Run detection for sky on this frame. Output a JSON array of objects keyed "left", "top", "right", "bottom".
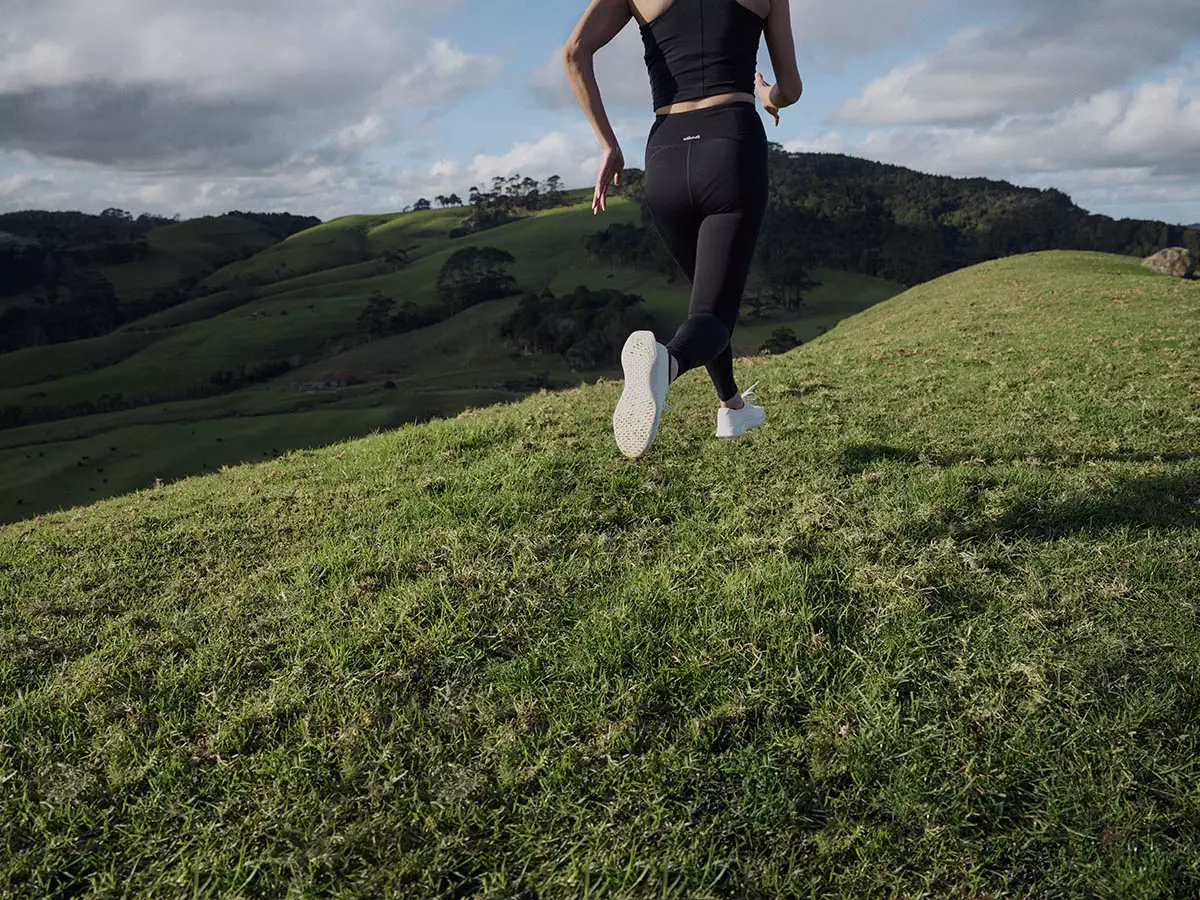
[{"left": 1, "top": 0, "right": 1198, "bottom": 225}]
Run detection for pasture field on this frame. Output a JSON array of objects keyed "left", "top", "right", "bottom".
[{"left": 2, "top": 251, "right": 1197, "bottom": 897}]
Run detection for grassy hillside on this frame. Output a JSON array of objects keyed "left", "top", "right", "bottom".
[
  {"left": 1, "top": 195, "right": 901, "bottom": 524},
  {"left": 2, "top": 251, "right": 1197, "bottom": 897},
  {"left": 100, "top": 214, "right": 284, "bottom": 307}
]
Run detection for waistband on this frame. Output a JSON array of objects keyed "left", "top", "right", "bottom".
[{"left": 648, "top": 100, "right": 764, "bottom": 145}]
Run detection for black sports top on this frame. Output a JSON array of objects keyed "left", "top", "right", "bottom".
[{"left": 640, "top": 0, "right": 766, "bottom": 112}]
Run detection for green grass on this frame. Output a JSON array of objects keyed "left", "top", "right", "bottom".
[
  {"left": 2, "top": 250, "right": 1198, "bottom": 897},
  {"left": 202, "top": 215, "right": 399, "bottom": 290},
  {"left": 0, "top": 385, "right": 528, "bottom": 521},
  {"left": 0, "top": 330, "right": 165, "bottom": 389}
]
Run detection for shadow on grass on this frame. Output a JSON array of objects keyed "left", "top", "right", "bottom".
[
  {"left": 839, "top": 443, "right": 1200, "bottom": 538},
  {"left": 839, "top": 443, "right": 1200, "bottom": 473},
  {"left": 982, "top": 470, "right": 1198, "bottom": 537}
]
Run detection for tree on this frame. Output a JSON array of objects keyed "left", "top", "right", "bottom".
[
  {"left": 436, "top": 246, "right": 519, "bottom": 313},
  {"left": 413, "top": 198, "right": 431, "bottom": 211},
  {"left": 357, "top": 293, "right": 395, "bottom": 336},
  {"left": 388, "top": 299, "right": 426, "bottom": 332},
  {"left": 500, "top": 285, "right": 658, "bottom": 368},
  {"left": 754, "top": 205, "right": 821, "bottom": 312},
  {"left": 759, "top": 327, "right": 801, "bottom": 356},
  {"left": 383, "top": 246, "right": 416, "bottom": 270},
  {"left": 742, "top": 268, "right": 778, "bottom": 320}
]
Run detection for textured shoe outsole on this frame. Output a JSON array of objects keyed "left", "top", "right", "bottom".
[{"left": 613, "top": 331, "right": 668, "bottom": 459}]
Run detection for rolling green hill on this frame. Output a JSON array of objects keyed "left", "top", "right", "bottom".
[
  {"left": 100, "top": 214, "right": 286, "bottom": 307},
  {"left": 0, "top": 192, "right": 901, "bottom": 524},
  {"left": 2, "top": 251, "right": 1197, "bottom": 897}
]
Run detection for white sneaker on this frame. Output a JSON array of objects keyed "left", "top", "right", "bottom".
[
  {"left": 715, "top": 383, "right": 765, "bottom": 438},
  {"left": 613, "top": 330, "right": 677, "bottom": 459}
]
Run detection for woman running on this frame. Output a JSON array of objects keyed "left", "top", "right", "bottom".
[{"left": 563, "top": 0, "right": 803, "bottom": 458}]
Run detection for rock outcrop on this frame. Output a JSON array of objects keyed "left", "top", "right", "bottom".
[{"left": 1142, "top": 247, "right": 1195, "bottom": 278}]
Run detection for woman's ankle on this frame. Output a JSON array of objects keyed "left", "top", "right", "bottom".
[{"left": 720, "top": 394, "right": 745, "bottom": 410}]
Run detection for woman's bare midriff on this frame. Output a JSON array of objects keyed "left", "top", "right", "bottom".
[
  {"left": 630, "top": 0, "right": 770, "bottom": 116},
  {"left": 653, "top": 92, "right": 757, "bottom": 116}
]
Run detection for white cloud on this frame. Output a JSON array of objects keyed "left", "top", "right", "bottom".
[
  {"left": 528, "top": 27, "right": 653, "bottom": 111},
  {"left": 834, "top": 0, "right": 1200, "bottom": 126},
  {"left": 0, "top": 171, "right": 55, "bottom": 199},
  {"left": 0, "top": 116, "right": 627, "bottom": 221},
  {"left": 810, "top": 78, "right": 1200, "bottom": 177},
  {"left": 0, "top": 0, "right": 501, "bottom": 171}
]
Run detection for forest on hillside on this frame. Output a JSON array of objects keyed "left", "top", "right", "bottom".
[{"left": 587, "top": 145, "right": 1200, "bottom": 305}]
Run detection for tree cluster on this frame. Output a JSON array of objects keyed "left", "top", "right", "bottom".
[
  {"left": 443, "top": 174, "right": 569, "bottom": 238},
  {"left": 436, "top": 246, "right": 521, "bottom": 313},
  {"left": 222, "top": 211, "right": 321, "bottom": 241},
  {"left": 764, "top": 150, "right": 1200, "bottom": 286},
  {"left": 208, "top": 358, "right": 296, "bottom": 391},
  {"left": 356, "top": 294, "right": 440, "bottom": 338},
  {"left": 758, "top": 327, "right": 802, "bottom": 356},
  {"left": 0, "top": 269, "right": 121, "bottom": 351},
  {"left": 416, "top": 174, "right": 563, "bottom": 213},
  {"left": 500, "top": 285, "right": 658, "bottom": 370},
  {"left": 0, "top": 208, "right": 176, "bottom": 245}
]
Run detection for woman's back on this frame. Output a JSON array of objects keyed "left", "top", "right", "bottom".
[{"left": 631, "top": 0, "right": 802, "bottom": 116}]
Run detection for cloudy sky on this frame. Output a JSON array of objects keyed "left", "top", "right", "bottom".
[{"left": 1, "top": 0, "right": 1198, "bottom": 224}]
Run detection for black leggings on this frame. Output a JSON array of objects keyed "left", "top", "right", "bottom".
[{"left": 643, "top": 100, "right": 769, "bottom": 402}]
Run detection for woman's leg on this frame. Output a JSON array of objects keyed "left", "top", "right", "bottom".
[
  {"left": 642, "top": 141, "right": 703, "bottom": 382},
  {"left": 680, "top": 205, "right": 765, "bottom": 401},
  {"left": 646, "top": 105, "right": 769, "bottom": 403}
]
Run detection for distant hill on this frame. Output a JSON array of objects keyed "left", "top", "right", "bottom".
[
  {"left": 614, "top": 149, "right": 1200, "bottom": 288},
  {"left": 0, "top": 209, "right": 320, "bottom": 351}
]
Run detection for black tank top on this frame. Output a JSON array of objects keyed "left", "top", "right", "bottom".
[{"left": 640, "top": 0, "right": 765, "bottom": 112}]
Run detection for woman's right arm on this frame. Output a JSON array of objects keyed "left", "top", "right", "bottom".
[{"left": 762, "top": 0, "right": 803, "bottom": 108}]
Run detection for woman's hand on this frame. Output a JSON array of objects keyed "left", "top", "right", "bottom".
[
  {"left": 594, "top": 144, "right": 624, "bottom": 215},
  {"left": 756, "top": 72, "right": 780, "bottom": 127}
]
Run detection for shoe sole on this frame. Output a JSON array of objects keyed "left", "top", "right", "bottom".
[{"left": 613, "top": 331, "right": 666, "bottom": 458}]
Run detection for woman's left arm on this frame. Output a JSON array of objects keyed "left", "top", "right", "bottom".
[{"left": 562, "top": 0, "right": 632, "bottom": 214}]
